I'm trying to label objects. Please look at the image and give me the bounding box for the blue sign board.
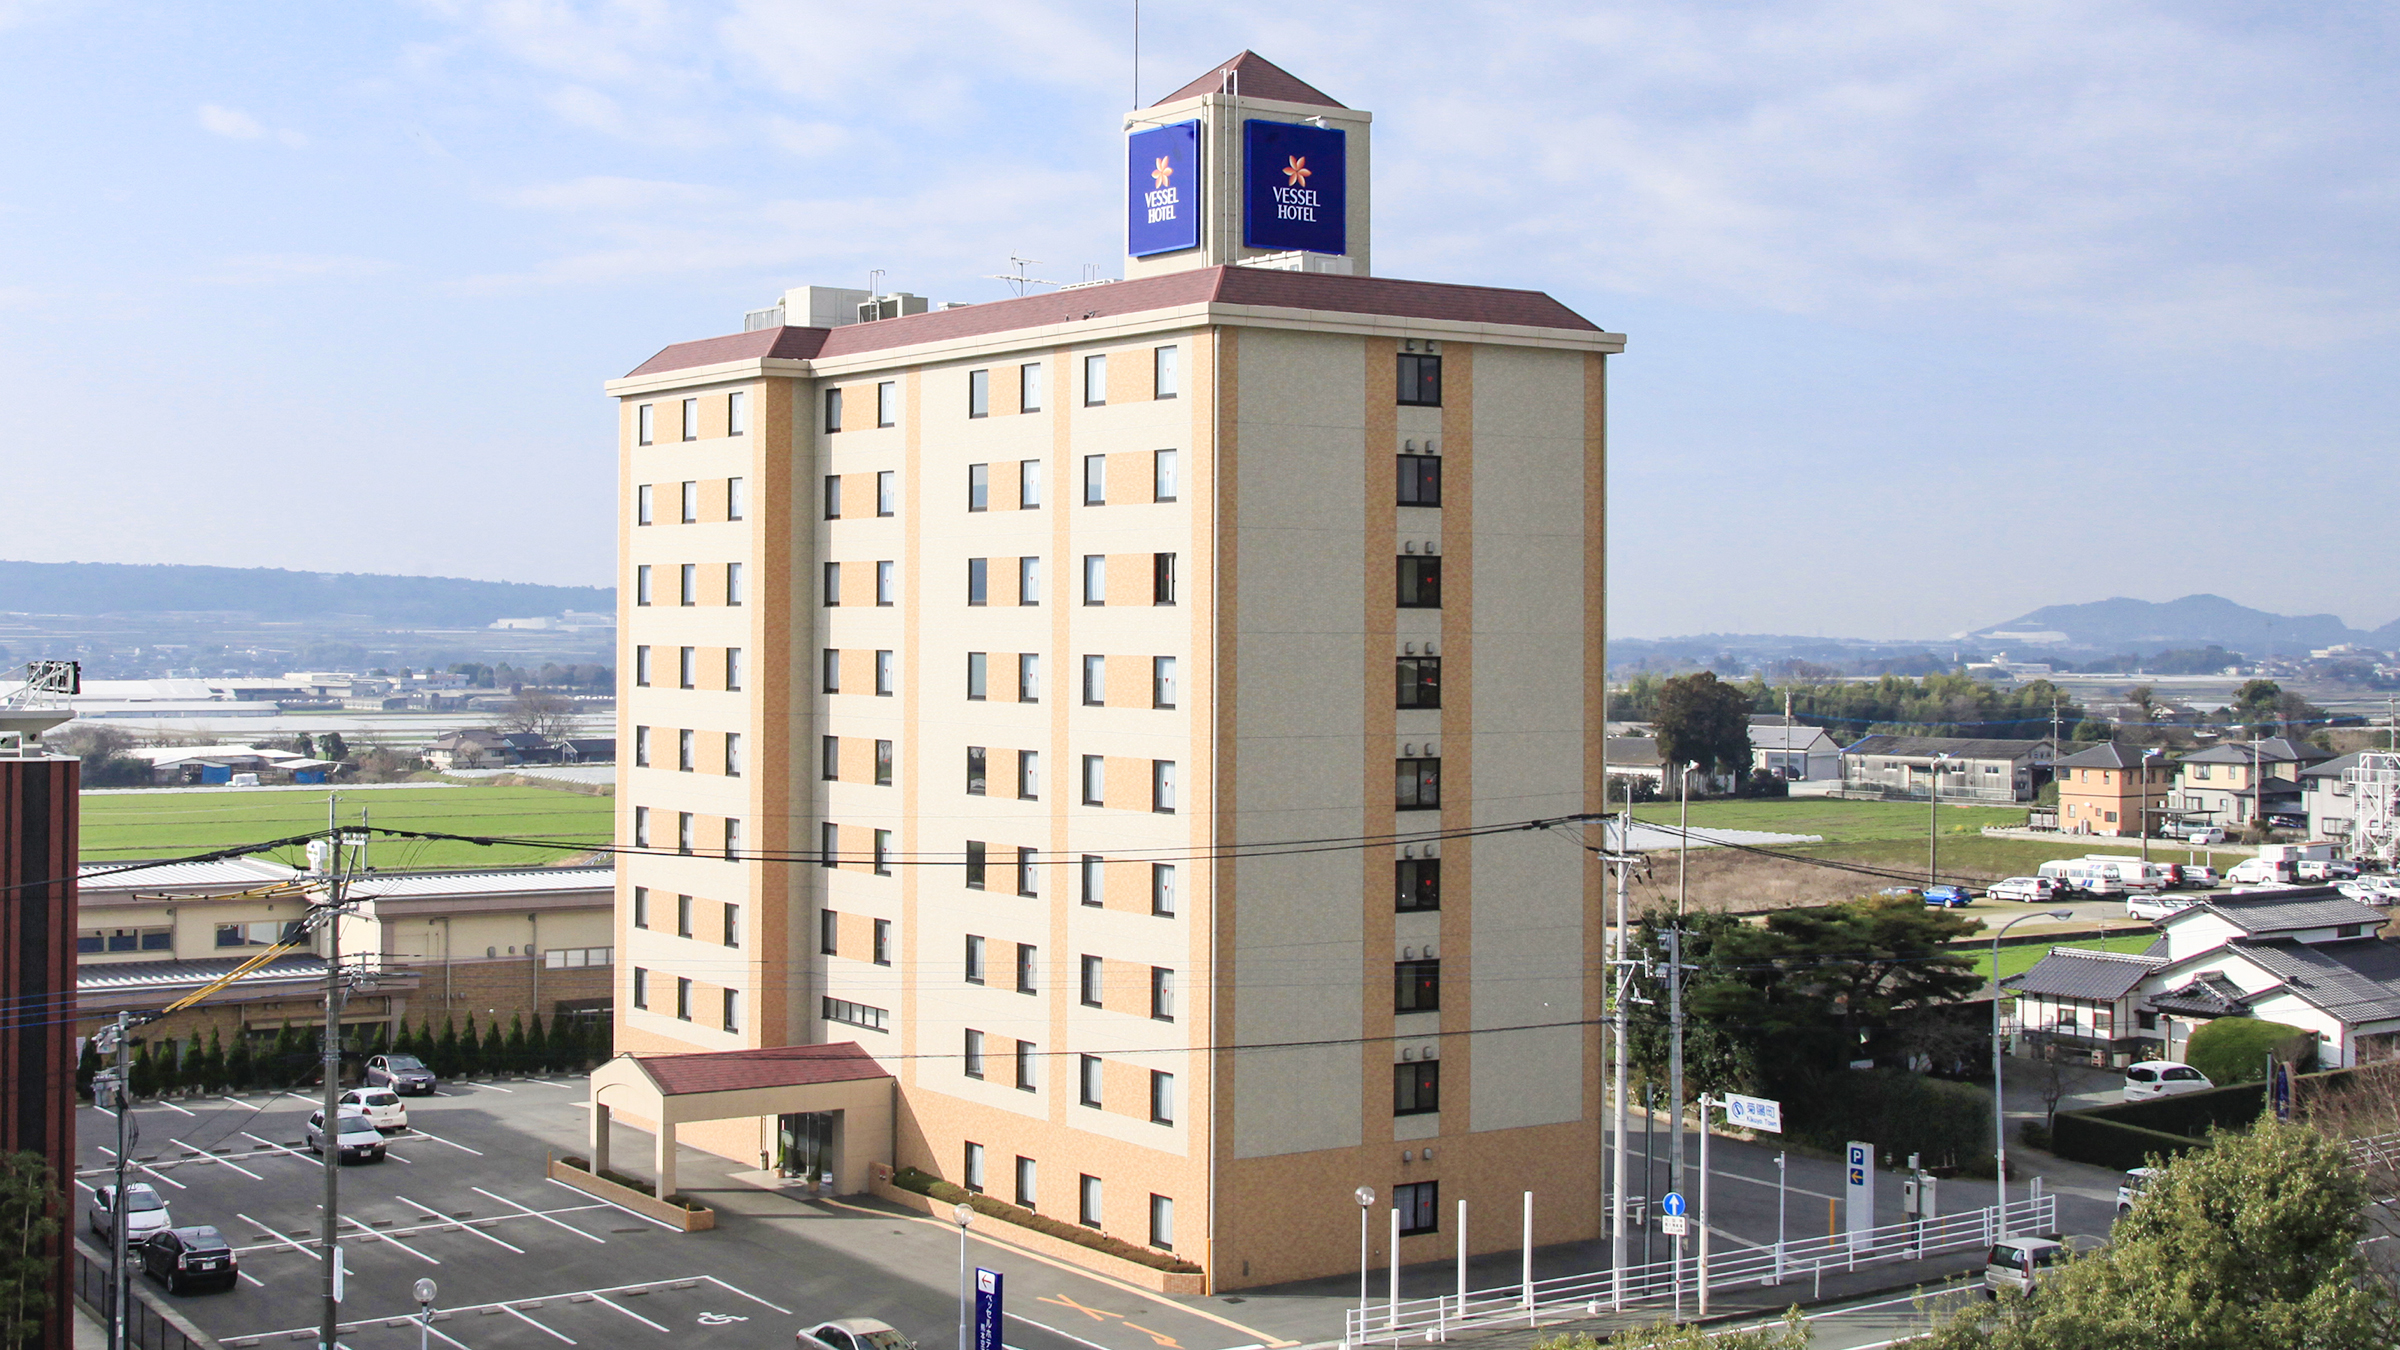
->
[1659,1192,1685,1217]
[1242,119,1346,255]
[973,1268,1002,1350]
[1127,121,1201,257]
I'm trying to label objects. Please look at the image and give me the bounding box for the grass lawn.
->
[1627,797,2023,844]
[80,784,613,871]
[1973,930,2160,984]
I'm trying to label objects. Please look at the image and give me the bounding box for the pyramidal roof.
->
[1152,51,1345,109]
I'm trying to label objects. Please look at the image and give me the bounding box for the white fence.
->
[1342,1194,2055,1346]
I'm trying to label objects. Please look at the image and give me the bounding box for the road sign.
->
[973,1269,1003,1350]
[1660,1191,1686,1217]
[1846,1142,1875,1251]
[1723,1093,1782,1133]
[1659,1215,1689,1237]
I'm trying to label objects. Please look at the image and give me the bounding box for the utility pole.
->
[320,798,347,1350]
[104,1011,131,1350]
[1928,753,1946,885]
[1595,784,1641,1311]
[1675,767,1689,918]
[1665,925,1687,1309]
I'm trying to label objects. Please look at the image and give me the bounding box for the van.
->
[2227,858,2294,887]
[1984,1237,2065,1298]
[2086,857,2170,892]
[2038,859,2124,896]
[2259,843,2335,865]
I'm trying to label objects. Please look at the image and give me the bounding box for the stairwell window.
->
[1397,556,1440,608]
[1395,958,1440,1012]
[1397,758,1442,810]
[1397,857,1441,911]
[1398,453,1441,506]
[1395,1182,1439,1236]
[1397,353,1442,407]
[1394,1060,1439,1115]
[824,388,843,433]
[1397,656,1441,708]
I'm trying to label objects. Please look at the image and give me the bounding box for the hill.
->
[0,560,611,628]
[1969,594,2365,654]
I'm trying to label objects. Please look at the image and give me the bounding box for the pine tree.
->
[271,1021,300,1088]
[200,1029,227,1095]
[460,1014,482,1077]
[225,1032,255,1092]
[503,1015,527,1076]
[527,1014,551,1075]
[128,1044,157,1099]
[390,1014,413,1059]
[75,1040,100,1101]
[435,1016,460,1079]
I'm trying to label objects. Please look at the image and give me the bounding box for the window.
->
[1396,958,1441,1012]
[1018,556,1040,606]
[824,387,843,433]
[964,1031,985,1079]
[632,966,649,1009]
[821,822,838,867]
[966,746,987,796]
[637,483,654,525]
[965,840,987,890]
[1015,1158,1037,1209]
[1397,353,1442,406]
[1149,1073,1174,1127]
[635,645,651,686]
[677,811,695,855]
[679,646,696,689]
[1079,1055,1103,1106]
[1153,345,1178,399]
[543,946,613,969]
[1397,758,1441,809]
[968,463,990,511]
[1152,657,1176,709]
[1394,1060,1440,1115]
[1018,654,1040,702]
[1153,449,1178,501]
[727,562,745,606]
[725,732,744,778]
[676,977,692,1020]
[681,398,699,441]
[1015,943,1037,994]
[1152,552,1176,605]
[632,805,651,848]
[820,909,838,955]
[875,650,894,696]
[1083,655,1106,706]
[1017,750,1039,800]
[728,391,748,437]
[877,470,896,516]
[1020,363,1044,413]
[823,562,842,606]
[1080,955,1103,1007]
[1394,1181,1439,1235]
[1149,966,1174,1021]
[876,380,898,428]
[722,988,742,1033]
[1396,656,1442,708]
[966,652,988,700]
[633,887,650,928]
[1083,354,1107,406]
[636,565,653,606]
[824,474,843,519]
[680,479,698,523]
[1397,857,1441,911]
[1082,856,1103,908]
[1082,755,1105,806]
[968,368,990,418]
[1083,555,1105,605]
[873,829,892,876]
[967,558,988,606]
[678,728,694,772]
[1015,1041,1036,1091]
[1152,760,1177,814]
[1151,863,1176,916]
[634,726,651,768]
[726,647,744,690]
[637,403,655,445]
[722,903,741,947]
[1083,454,1106,505]
[1148,1193,1173,1250]
[727,475,746,519]
[1079,1174,1103,1228]
[965,935,986,985]
[1397,556,1441,607]
[875,739,893,787]
[875,560,895,606]
[872,918,891,965]
[822,648,841,693]
[822,997,889,1032]
[1019,460,1042,508]
[963,1142,985,1192]
[1398,453,1441,506]
[1016,847,1038,897]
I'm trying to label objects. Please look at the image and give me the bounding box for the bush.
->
[2188,1018,2316,1087]
[2017,1119,2053,1152]
[1777,1069,1992,1173]
[75,1040,100,1101]
[557,1156,705,1211]
[890,1167,1203,1274]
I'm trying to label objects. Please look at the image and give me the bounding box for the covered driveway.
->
[589,1042,893,1199]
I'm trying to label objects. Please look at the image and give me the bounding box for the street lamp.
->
[1929,753,1953,886]
[954,1202,974,1350]
[414,1278,438,1350]
[1355,1186,1375,1317]
[1991,909,2074,1234]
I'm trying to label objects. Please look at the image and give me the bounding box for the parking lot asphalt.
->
[74,1080,1298,1350]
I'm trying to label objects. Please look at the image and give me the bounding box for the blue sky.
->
[4,1,2395,638]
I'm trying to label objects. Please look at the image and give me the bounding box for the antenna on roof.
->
[986,254,1061,297]
[1132,0,1139,108]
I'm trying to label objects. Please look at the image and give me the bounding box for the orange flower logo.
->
[1282,155,1311,188]
[1151,156,1174,190]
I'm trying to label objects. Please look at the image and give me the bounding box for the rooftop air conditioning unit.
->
[858,292,931,323]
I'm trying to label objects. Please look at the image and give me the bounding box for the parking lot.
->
[76,1080,1298,1350]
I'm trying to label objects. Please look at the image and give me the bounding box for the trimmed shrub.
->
[75,1041,100,1101]
[890,1166,1203,1274]
[1777,1069,1992,1173]
[2051,1110,2209,1172]
[225,1033,255,1091]
[2187,1018,2317,1087]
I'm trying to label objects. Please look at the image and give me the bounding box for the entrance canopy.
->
[589,1043,892,1199]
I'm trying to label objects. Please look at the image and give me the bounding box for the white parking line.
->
[470,1187,606,1243]
[395,1195,525,1254]
[237,1212,319,1261]
[398,1125,484,1156]
[467,1082,516,1094]
[421,1320,477,1350]
[542,1178,681,1232]
[169,1139,261,1180]
[500,1304,577,1344]
[700,1275,794,1316]
[93,1145,187,1190]
[523,1079,575,1090]
[241,1131,323,1169]
[340,1213,441,1265]
[151,1098,197,1117]
[1008,1314,1115,1350]
[589,1294,668,1333]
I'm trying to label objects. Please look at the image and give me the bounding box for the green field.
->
[1977,930,2158,983]
[80,785,614,870]
[1628,797,2023,843]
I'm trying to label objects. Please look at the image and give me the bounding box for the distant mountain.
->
[1967,594,2364,654]
[0,561,611,628]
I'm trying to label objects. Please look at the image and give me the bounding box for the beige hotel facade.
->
[602,53,1623,1290]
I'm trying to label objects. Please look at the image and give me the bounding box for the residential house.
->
[2055,741,2174,837]
[498,731,558,764]
[423,728,513,771]
[1748,715,1840,781]
[559,737,616,764]
[2000,947,2162,1067]
[1604,736,1737,799]
[2172,736,2329,831]
[2301,752,2368,842]
[1838,734,2055,803]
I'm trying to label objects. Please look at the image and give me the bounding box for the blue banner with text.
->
[1127,122,1201,257]
[1242,119,1346,255]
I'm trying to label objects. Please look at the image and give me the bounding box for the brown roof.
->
[1153,51,1344,109]
[634,1042,889,1096]
[625,268,1601,378]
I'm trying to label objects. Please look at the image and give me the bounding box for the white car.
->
[306,1109,388,1163]
[2124,1062,2213,1100]
[798,1319,919,1350]
[1984,1236,2065,1298]
[2126,894,2195,922]
[2179,826,2226,845]
[2116,1166,2159,1218]
[89,1183,171,1242]
[1988,876,2061,903]
[337,1087,408,1131]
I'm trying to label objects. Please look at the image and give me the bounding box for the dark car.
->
[1922,885,1973,907]
[138,1225,237,1295]
[364,1053,437,1096]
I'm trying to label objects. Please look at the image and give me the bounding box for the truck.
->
[2259,842,2338,865]
[2226,857,2297,886]
[2039,859,2125,896]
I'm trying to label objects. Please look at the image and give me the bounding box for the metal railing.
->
[71,1239,222,1350]
[1343,1194,2054,1346]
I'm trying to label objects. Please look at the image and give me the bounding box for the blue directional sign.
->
[974,1269,1002,1350]
[1660,1192,1686,1218]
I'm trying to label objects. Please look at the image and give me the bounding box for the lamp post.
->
[1992,909,2075,1234]
[954,1202,974,1350]
[1929,753,1952,886]
[1355,1187,1375,1318]
[414,1278,438,1350]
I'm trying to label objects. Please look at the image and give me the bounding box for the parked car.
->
[1875,885,1924,900]
[2179,825,2226,845]
[2124,1061,2213,1101]
[2126,894,2195,922]
[137,1225,238,1295]
[1922,884,1974,908]
[2116,1167,2159,1219]
[89,1183,171,1242]
[2227,858,2295,886]
[306,1109,388,1163]
[2037,859,2125,896]
[1988,876,2062,903]
[798,1320,919,1350]
[363,1053,437,1096]
[2178,865,2220,888]
[338,1087,409,1131]
[1984,1237,2066,1298]
[2296,859,2362,882]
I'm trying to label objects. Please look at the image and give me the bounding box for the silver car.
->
[90,1183,172,1242]
[798,1319,919,1350]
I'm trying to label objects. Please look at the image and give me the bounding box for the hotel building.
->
[602,52,1621,1289]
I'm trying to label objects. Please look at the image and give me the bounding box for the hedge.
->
[2048,1062,2369,1170]
[2049,1111,2212,1173]
[1776,1070,1992,1173]
[2186,1018,2316,1087]
[558,1155,706,1211]
[890,1167,1203,1274]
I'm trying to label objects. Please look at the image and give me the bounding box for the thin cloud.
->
[198,102,310,147]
